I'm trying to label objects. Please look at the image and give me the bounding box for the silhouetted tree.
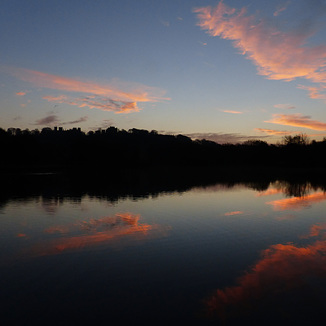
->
[282,133,310,146]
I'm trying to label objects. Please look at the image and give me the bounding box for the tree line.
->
[1,126,325,170]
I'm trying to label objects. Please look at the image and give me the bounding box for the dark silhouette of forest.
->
[1,126,326,171]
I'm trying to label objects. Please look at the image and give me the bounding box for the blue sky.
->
[1,0,326,143]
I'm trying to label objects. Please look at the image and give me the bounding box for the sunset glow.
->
[194,2,326,83]
[266,113,326,131]
[1,0,326,141]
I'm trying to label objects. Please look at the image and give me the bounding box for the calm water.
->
[1,177,326,325]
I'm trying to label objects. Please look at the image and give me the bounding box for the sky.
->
[1,0,326,143]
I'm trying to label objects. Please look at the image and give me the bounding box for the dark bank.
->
[1,127,326,172]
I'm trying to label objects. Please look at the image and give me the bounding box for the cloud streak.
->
[194,1,326,84]
[274,103,295,110]
[62,116,88,125]
[298,84,326,101]
[255,128,297,136]
[34,114,88,126]
[186,132,269,144]
[222,110,243,114]
[266,113,326,131]
[34,114,60,126]
[7,66,169,113]
[273,1,291,16]
[42,95,140,114]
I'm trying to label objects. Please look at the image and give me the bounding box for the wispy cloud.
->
[273,1,291,16]
[222,110,243,114]
[255,128,296,136]
[274,103,295,110]
[7,66,169,113]
[42,95,140,114]
[34,114,60,126]
[34,114,88,126]
[224,211,243,216]
[62,116,88,125]
[194,1,326,85]
[15,91,26,96]
[266,113,326,131]
[161,20,170,27]
[298,85,326,101]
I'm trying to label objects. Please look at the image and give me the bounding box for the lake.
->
[1,172,326,325]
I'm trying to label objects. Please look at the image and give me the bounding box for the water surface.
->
[1,177,326,325]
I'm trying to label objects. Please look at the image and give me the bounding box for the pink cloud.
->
[43,95,140,114]
[298,85,326,101]
[224,211,243,216]
[273,1,291,16]
[266,113,326,131]
[194,2,326,84]
[15,91,26,96]
[255,128,297,136]
[222,110,243,114]
[8,67,169,113]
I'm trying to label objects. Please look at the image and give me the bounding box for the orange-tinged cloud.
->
[266,113,326,131]
[15,91,26,96]
[267,192,326,211]
[205,236,326,321]
[7,66,169,113]
[298,84,326,101]
[222,110,243,114]
[194,2,326,84]
[43,95,141,114]
[255,128,295,136]
[224,211,243,216]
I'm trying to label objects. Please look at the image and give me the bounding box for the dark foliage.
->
[0,127,325,171]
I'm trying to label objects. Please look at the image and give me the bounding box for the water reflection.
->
[267,192,326,211]
[2,173,326,324]
[205,234,326,324]
[204,182,326,324]
[22,212,171,257]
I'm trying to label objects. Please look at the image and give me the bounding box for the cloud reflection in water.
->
[205,221,326,324]
[25,213,170,257]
